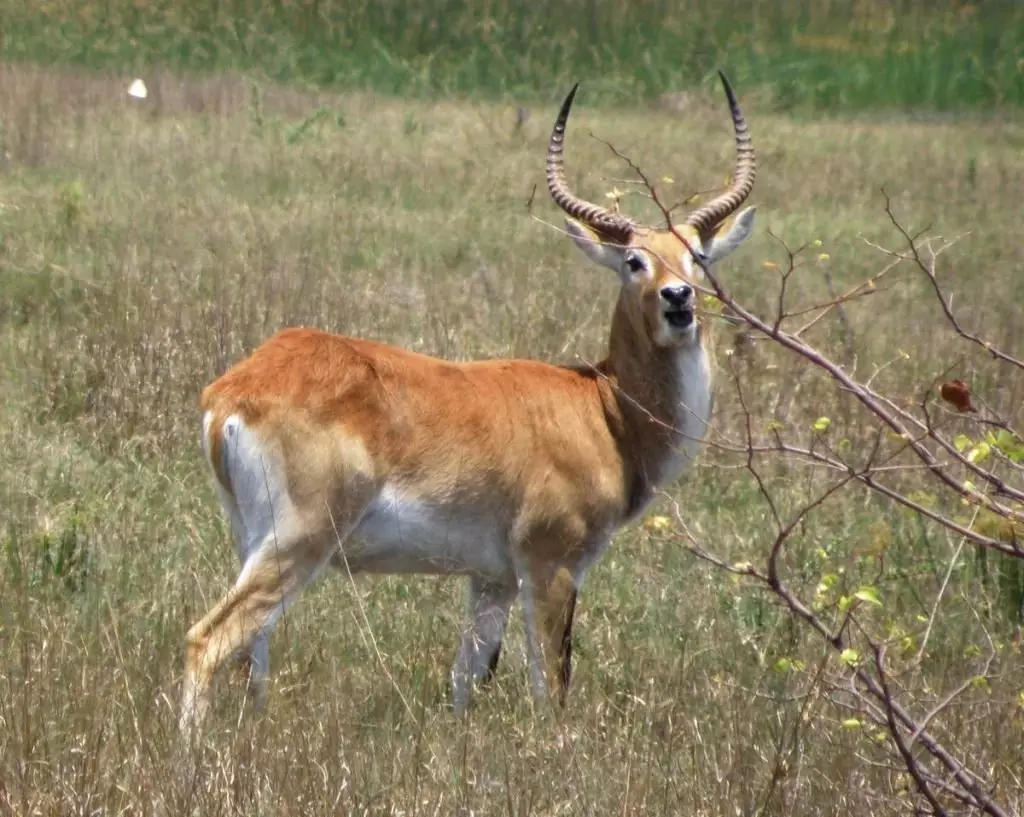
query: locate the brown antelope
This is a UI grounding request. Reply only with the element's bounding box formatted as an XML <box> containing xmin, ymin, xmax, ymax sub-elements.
<box><xmin>180</xmin><ymin>72</ymin><xmax>756</xmax><ymax>738</ymax></box>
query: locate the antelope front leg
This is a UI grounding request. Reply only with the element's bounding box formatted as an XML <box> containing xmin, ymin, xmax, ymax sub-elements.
<box><xmin>520</xmin><ymin>564</ymin><xmax>578</xmax><ymax>707</ymax></box>
<box><xmin>451</xmin><ymin>575</ymin><xmax>518</xmax><ymax>714</ymax></box>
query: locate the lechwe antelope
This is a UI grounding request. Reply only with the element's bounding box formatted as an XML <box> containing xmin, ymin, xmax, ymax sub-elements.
<box><xmin>180</xmin><ymin>72</ymin><xmax>757</xmax><ymax>738</ymax></box>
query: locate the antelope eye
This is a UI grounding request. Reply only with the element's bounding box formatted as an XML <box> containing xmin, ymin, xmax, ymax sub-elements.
<box><xmin>624</xmin><ymin>252</ymin><xmax>646</xmax><ymax>274</ymax></box>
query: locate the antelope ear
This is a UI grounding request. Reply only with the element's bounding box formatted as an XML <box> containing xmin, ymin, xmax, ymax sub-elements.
<box><xmin>564</xmin><ymin>217</ymin><xmax>627</xmax><ymax>273</ymax></box>
<box><xmin>705</xmin><ymin>206</ymin><xmax>757</xmax><ymax>265</ymax></box>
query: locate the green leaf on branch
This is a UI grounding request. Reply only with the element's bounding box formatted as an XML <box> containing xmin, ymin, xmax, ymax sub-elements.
<box><xmin>853</xmin><ymin>586</ymin><xmax>882</xmax><ymax>606</ymax></box>
<box><xmin>990</xmin><ymin>429</ymin><xmax>1024</xmax><ymax>463</ymax></box>
<box><xmin>966</xmin><ymin>441</ymin><xmax>991</xmax><ymax>464</ymax></box>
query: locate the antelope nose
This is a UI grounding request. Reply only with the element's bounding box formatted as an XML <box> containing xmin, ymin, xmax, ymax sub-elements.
<box><xmin>660</xmin><ymin>284</ymin><xmax>692</xmax><ymax>307</ymax></box>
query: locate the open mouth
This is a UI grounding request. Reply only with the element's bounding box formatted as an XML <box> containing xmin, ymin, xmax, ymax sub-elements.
<box><xmin>664</xmin><ymin>308</ymin><xmax>694</xmax><ymax>330</ymax></box>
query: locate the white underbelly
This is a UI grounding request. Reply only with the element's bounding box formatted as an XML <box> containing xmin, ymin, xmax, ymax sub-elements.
<box><xmin>350</xmin><ymin>486</ymin><xmax>512</xmax><ymax>579</ymax></box>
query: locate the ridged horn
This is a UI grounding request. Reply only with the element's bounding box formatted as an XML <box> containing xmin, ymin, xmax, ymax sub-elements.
<box><xmin>684</xmin><ymin>71</ymin><xmax>757</xmax><ymax>235</ymax></box>
<box><xmin>547</xmin><ymin>83</ymin><xmax>635</xmax><ymax>244</ymax></box>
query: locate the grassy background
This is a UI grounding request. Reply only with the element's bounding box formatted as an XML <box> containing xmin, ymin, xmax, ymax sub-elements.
<box><xmin>3</xmin><ymin>0</ymin><xmax>1024</xmax><ymax>111</ymax></box>
<box><xmin>3</xmin><ymin>0</ymin><xmax>1024</xmax><ymax>811</ymax></box>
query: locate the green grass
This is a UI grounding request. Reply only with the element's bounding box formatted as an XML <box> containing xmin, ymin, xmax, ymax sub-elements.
<box><xmin>1</xmin><ymin>63</ymin><xmax>1023</xmax><ymax>814</ymax></box>
<box><xmin>3</xmin><ymin>0</ymin><xmax>1024</xmax><ymax>111</ymax></box>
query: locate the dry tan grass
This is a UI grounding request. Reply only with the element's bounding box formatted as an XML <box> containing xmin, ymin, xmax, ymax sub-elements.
<box><xmin>1</xmin><ymin>62</ymin><xmax>1023</xmax><ymax>815</ymax></box>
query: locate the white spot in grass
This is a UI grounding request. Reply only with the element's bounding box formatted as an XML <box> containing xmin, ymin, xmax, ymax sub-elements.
<box><xmin>127</xmin><ymin>79</ymin><xmax>148</xmax><ymax>100</ymax></box>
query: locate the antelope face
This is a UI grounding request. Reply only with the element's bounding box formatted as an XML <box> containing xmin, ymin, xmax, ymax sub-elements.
<box><xmin>547</xmin><ymin>72</ymin><xmax>757</xmax><ymax>350</ymax></box>
<box><xmin>562</xmin><ymin>217</ymin><xmax>756</xmax><ymax>348</ymax></box>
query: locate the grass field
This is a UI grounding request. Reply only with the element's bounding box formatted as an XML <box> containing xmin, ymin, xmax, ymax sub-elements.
<box><xmin>2</xmin><ymin>61</ymin><xmax>1024</xmax><ymax>814</ymax></box>
<box><xmin>4</xmin><ymin>0</ymin><xmax>1024</xmax><ymax>111</ymax></box>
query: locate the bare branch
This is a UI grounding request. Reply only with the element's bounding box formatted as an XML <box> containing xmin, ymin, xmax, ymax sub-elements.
<box><xmin>874</xmin><ymin>645</ymin><xmax>950</xmax><ymax>817</ymax></box>
<box><xmin>878</xmin><ymin>190</ymin><xmax>1024</xmax><ymax>372</ymax></box>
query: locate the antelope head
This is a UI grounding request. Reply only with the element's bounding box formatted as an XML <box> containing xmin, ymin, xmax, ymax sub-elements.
<box><xmin>547</xmin><ymin>71</ymin><xmax>757</xmax><ymax>350</ymax></box>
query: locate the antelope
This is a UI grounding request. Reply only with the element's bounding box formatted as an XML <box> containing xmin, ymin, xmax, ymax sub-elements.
<box><xmin>180</xmin><ymin>72</ymin><xmax>757</xmax><ymax>739</ymax></box>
